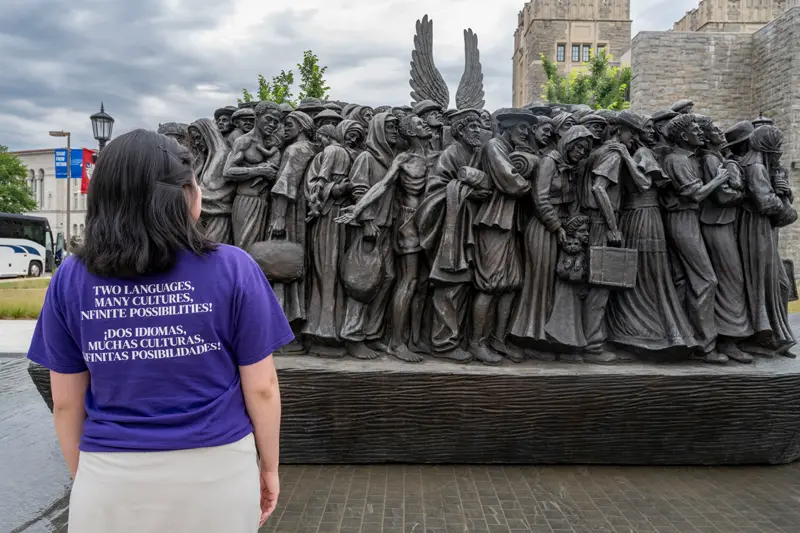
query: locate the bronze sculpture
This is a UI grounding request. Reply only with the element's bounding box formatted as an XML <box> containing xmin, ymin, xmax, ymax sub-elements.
<box><xmin>662</xmin><ymin>115</ymin><xmax>732</xmax><ymax>364</ymax></box>
<box><xmin>508</xmin><ymin>126</ymin><xmax>594</xmax><ymax>360</ymax></box>
<box><xmin>189</xmin><ymin>118</ymin><xmax>234</xmax><ymax>245</ymax></box>
<box><xmin>229</xmin><ymin>107</ymin><xmax>256</xmax><ymax>146</ymax></box>
<box><xmin>579</xmin><ymin>111</ymin><xmax>650</xmax><ymax>363</ymax></box>
<box><xmin>149</xmin><ymin>14</ymin><xmax>797</xmax><ymax>368</ymax></box>
<box><xmin>214</xmin><ymin>106</ymin><xmax>238</xmax><ymax>146</ymax></box>
<box><xmin>303</xmin><ymin>125</ymin><xmax>354</xmax><ymax>356</ymax></box>
<box><xmin>695</xmin><ymin>116</ymin><xmax>754</xmax><ymax>363</ymax></box>
<box><xmin>415</xmin><ymin>109</ymin><xmax>488</xmax><ymax>363</ymax></box>
<box><xmin>314</xmin><ymin>109</ymin><xmax>343</xmax><ymax>129</ymax></box>
<box><xmin>470</xmin><ymin>108</ymin><xmax>534</xmax><ymax>364</ymax></box>
<box><xmin>738</xmin><ymin>126</ymin><xmax>797</xmax><ymax>354</ymax></box>
<box><xmin>224</xmin><ymin>102</ymin><xmax>283</xmax><ymax>250</ymax></box>
<box><xmin>157</xmin><ymin>122</ymin><xmax>191</xmax><ymax>150</ymax></box>
<box><xmin>337</xmin><ymin>113</ymin><xmax>400</xmax><ymax>360</ymax></box>
<box><xmin>269</xmin><ymin>111</ymin><xmax>318</xmax><ymax>353</ymax></box>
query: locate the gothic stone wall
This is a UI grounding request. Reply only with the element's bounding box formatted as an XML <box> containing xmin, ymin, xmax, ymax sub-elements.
<box><xmin>630</xmin><ymin>6</ymin><xmax>800</xmax><ymax>265</ymax></box>
<box><xmin>597</xmin><ymin>20</ymin><xmax>633</xmax><ymax>67</ymax></box>
<box><xmin>524</xmin><ymin>19</ymin><xmax>570</xmax><ymax>105</ymax></box>
<box><xmin>629</xmin><ymin>31</ymin><xmax>754</xmax><ymax>129</ymax></box>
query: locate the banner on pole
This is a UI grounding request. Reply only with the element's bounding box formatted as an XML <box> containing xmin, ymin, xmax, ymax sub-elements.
<box><xmin>54</xmin><ymin>148</ymin><xmax>96</xmax><ymax>194</ymax></box>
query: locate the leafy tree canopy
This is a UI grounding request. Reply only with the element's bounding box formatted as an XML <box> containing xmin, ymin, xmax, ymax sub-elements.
<box><xmin>0</xmin><ymin>145</ymin><xmax>37</xmax><ymax>213</ymax></box>
<box><xmin>541</xmin><ymin>50</ymin><xmax>631</xmax><ymax>110</ymax></box>
<box><xmin>239</xmin><ymin>50</ymin><xmax>330</xmax><ymax>106</ymax></box>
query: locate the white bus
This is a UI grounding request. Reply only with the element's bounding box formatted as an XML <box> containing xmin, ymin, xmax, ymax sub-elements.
<box><xmin>0</xmin><ymin>213</ymin><xmax>60</xmax><ymax>278</ymax></box>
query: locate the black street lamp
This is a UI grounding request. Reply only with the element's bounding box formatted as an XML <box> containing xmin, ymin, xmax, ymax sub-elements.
<box><xmin>90</xmin><ymin>102</ymin><xmax>115</xmax><ymax>152</ymax></box>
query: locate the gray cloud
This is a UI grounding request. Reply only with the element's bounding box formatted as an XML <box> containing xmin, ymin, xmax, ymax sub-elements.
<box><xmin>2</xmin><ymin>0</ymin><xmax>688</xmax><ymax>151</ymax></box>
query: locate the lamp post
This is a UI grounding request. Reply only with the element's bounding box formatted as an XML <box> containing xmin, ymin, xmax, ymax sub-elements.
<box><xmin>90</xmin><ymin>102</ymin><xmax>115</xmax><ymax>153</ymax></box>
<box><xmin>48</xmin><ymin>130</ymin><xmax>72</xmax><ymax>253</ymax></box>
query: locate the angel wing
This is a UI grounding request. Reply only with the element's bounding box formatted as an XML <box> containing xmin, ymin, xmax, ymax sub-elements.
<box><xmin>456</xmin><ymin>29</ymin><xmax>485</xmax><ymax>110</ymax></box>
<box><xmin>409</xmin><ymin>15</ymin><xmax>450</xmax><ymax>110</ymax></box>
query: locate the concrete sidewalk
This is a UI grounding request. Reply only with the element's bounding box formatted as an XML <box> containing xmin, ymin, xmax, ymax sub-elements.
<box><xmin>0</xmin><ymin>320</ymin><xmax>36</xmax><ymax>356</ymax></box>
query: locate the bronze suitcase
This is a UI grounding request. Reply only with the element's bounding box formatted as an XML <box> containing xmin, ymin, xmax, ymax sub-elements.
<box><xmin>588</xmin><ymin>246</ymin><xmax>638</xmax><ymax>289</ymax></box>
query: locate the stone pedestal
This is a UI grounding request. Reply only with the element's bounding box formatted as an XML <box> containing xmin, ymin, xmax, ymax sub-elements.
<box><xmin>276</xmin><ymin>355</ymin><xmax>800</xmax><ymax>465</ymax></box>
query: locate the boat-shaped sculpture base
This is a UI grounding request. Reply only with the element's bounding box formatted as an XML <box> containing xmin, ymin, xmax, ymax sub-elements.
<box><xmin>276</xmin><ymin>354</ymin><xmax>800</xmax><ymax>465</ymax></box>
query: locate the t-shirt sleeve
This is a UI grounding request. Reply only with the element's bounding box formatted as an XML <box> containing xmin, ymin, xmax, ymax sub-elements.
<box><xmin>231</xmin><ymin>255</ymin><xmax>294</xmax><ymax>366</ymax></box>
<box><xmin>27</xmin><ymin>267</ymin><xmax>88</xmax><ymax>374</ymax></box>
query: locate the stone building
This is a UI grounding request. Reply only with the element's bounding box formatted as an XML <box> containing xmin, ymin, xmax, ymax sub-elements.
<box><xmin>10</xmin><ymin>148</ymin><xmax>88</xmax><ymax>243</ymax></box>
<box><xmin>630</xmin><ymin>6</ymin><xmax>800</xmax><ymax>264</ymax></box>
<box><xmin>673</xmin><ymin>0</ymin><xmax>797</xmax><ymax>32</ymax></box>
<box><xmin>512</xmin><ymin>0</ymin><xmax>632</xmax><ymax>107</ymax></box>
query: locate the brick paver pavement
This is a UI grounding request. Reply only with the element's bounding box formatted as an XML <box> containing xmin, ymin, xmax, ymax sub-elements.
<box><xmin>259</xmin><ymin>464</ymin><xmax>800</xmax><ymax>533</ymax></box>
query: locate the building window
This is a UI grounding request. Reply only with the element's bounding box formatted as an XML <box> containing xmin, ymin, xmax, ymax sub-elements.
<box><xmin>556</xmin><ymin>43</ymin><xmax>566</xmax><ymax>62</ymax></box>
<box><xmin>571</xmin><ymin>44</ymin><xmax>580</xmax><ymax>62</ymax></box>
<box><xmin>597</xmin><ymin>44</ymin><xmax>607</xmax><ymax>56</ymax></box>
<box><xmin>582</xmin><ymin>44</ymin><xmax>591</xmax><ymax>62</ymax></box>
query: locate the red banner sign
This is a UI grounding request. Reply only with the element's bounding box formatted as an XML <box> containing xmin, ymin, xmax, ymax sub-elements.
<box><xmin>80</xmin><ymin>148</ymin><xmax>96</xmax><ymax>195</ymax></box>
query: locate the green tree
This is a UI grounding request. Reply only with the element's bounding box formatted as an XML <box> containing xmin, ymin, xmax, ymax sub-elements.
<box><xmin>239</xmin><ymin>71</ymin><xmax>296</xmax><ymax>105</ymax></box>
<box><xmin>0</xmin><ymin>145</ymin><xmax>37</xmax><ymax>213</ymax></box>
<box><xmin>297</xmin><ymin>50</ymin><xmax>330</xmax><ymax>100</ymax></box>
<box><xmin>238</xmin><ymin>49</ymin><xmax>330</xmax><ymax>105</ymax></box>
<box><xmin>541</xmin><ymin>50</ymin><xmax>631</xmax><ymax>110</ymax></box>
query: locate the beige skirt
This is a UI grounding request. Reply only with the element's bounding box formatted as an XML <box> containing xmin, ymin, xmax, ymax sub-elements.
<box><xmin>69</xmin><ymin>434</ymin><xmax>261</xmax><ymax>533</ymax></box>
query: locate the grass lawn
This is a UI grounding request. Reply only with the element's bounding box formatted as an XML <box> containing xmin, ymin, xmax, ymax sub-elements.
<box><xmin>2</xmin><ymin>275</ymin><xmax>800</xmax><ymax>319</ymax></box>
<box><xmin>0</xmin><ymin>277</ymin><xmax>49</xmax><ymax>319</ymax></box>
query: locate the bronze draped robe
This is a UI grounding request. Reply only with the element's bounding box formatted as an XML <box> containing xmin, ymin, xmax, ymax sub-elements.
<box><xmin>698</xmin><ymin>150</ymin><xmax>753</xmax><ymax>340</ymax></box>
<box><xmin>738</xmin><ymin>154</ymin><xmax>795</xmax><ymax>351</ymax></box>
<box><xmin>193</xmin><ymin>119</ymin><xmax>234</xmax><ymax>244</ymax></box>
<box><xmin>473</xmin><ymin>137</ymin><xmax>530</xmax><ymax>294</ymax></box>
<box><xmin>270</xmin><ymin>140</ymin><xmax>317</xmax><ymax>325</ymax></box>
<box><xmin>340</xmin><ymin>112</ymin><xmax>397</xmax><ymax>343</ymax></box>
<box><xmin>415</xmin><ymin>141</ymin><xmax>485</xmax><ymax>285</ymax></box>
<box><xmin>302</xmin><ymin>144</ymin><xmax>352</xmax><ymax>344</ymax></box>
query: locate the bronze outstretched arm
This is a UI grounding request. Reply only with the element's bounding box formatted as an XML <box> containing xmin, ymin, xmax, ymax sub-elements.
<box><xmin>335</xmin><ymin>155</ymin><xmax>407</xmax><ymax>224</ymax></box>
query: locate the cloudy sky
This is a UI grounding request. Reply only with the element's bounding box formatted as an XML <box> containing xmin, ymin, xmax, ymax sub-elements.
<box><xmin>1</xmin><ymin>0</ymin><xmax>697</xmax><ymax>151</ymax></box>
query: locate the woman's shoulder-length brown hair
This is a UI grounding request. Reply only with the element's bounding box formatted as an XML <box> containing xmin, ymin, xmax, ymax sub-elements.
<box><xmin>75</xmin><ymin>129</ymin><xmax>216</xmax><ymax>278</ymax></box>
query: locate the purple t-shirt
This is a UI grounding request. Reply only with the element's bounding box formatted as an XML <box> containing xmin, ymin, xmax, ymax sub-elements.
<box><xmin>28</xmin><ymin>245</ymin><xmax>293</xmax><ymax>453</ymax></box>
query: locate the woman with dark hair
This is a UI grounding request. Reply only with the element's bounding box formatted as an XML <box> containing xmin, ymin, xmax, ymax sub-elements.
<box><xmin>738</xmin><ymin>125</ymin><xmax>797</xmax><ymax>354</ymax></box>
<box><xmin>27</xmin><ymin>129</ymin><xmax>293</xmax><ymax>532</ymax></box>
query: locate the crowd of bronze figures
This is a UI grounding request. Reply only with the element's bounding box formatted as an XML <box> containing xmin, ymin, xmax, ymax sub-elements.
<box><xmin>155</xmin><ymin>97</ymin><xmax>797</xmax><ymax>366</ymax></box>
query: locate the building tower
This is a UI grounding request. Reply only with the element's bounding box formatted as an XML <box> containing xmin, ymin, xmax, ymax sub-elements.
<box><xmin>512</xmin><ymin>0</ymin><xmax>632</xmax><ymax>107</ymax></box>
<box><xmin>673</xmin><ymin>0</ymin><xmax>796</xmax><ymax>32</ymax></box>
